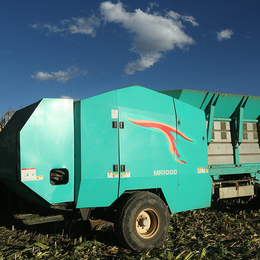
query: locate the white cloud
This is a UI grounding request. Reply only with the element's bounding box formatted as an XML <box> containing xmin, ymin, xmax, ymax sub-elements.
<box><xmin>217</xmin><ymin>29</ymin><xmax>234</xmax><ymax>42</ymax></box>
<box><xmin>182</xmin><ymin>15</ymin><xmax>199</xmax><ymax>27</ymax></box>
<box><xmin>167</xmin><ymin>11</ymin><xmax>182</xmax><ymax>20</ymax></box>
<box><xmin>60</xmin><ymin>95</ymin><xmax>79</xmax><ymax>101</ymax></box>
<box><xmin>167</xmin><ymin>12</ymin><xmax>199</xmax><ymax>27</ymax></box>
<box><xmin>31</xmin><ymin>66</ymin><xmax>87</xmax><ymax>82</ymax></box>
<box><xmin>30</xmin><ymin>15</ymin><xmax>100</xmax><ymax>37</ymax></box>
<box><xmin>63</xmin><ymin>16</ymin><xmax>101</xmax><ymax>36</ymax></box>
<box><xmin>146</xmin><ymin>2</ymin><xmax>159</xmax><ymax>13</ymax></box>
<box><xmin>30</xmin><ymin>23</ymin><xmax>65</xmax><ymax>33</ymax></box>
<box><xmin>125</xmin><ymin>53</ymin><xmax>162</xmax><ymax>75</ymax></box>
<box><xmin>30</xmin><ymin>2</ymin><xmax>199</xmax><ymax>75</ymax></box>
<box><xmin>60</xmin><ymin>95</ymin><xmax>74</xmax><ymax>100</ymax></box>
<box><xmin>60</xmin><ymin>95</ymin><xmax>73</xmax><ymax>99</ymax></box>
<box><xmin>100</xmin><ymin>1</ymin><xmax>196</xmax><ymax>74</ymax></box>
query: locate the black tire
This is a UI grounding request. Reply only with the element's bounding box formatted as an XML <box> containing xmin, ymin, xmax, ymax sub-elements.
<box><xmin>114</xmin><ymin>191</ymin><xmax>170</xmax><ymax>251</ymax></box>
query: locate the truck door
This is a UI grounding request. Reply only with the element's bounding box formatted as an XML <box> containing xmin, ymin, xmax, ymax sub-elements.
<box><xmin>116</xmin><ymin>87</ymin><xmax>179</xmax><ymax>212</ymax></box>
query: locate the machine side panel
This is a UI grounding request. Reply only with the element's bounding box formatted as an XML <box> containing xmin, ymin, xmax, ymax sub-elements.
<box><xmin>174</xmin><ymin>99</ymin><xmax>212</xmax><ymax>212</ymax></box>
<box><xmin>20</xmin><ymin>99</ymin><xmax>74</xmax><ymax>204</ymax></box>
<box><xmin>0</xmin><ymin>102</ymin><xmax>40</xmax><ymax>181</ymax></box>
<box><xmin>117</xmin><ymin>87</ymin><xmax>179</xmax><ymax>213</ymax></box>
<box><xmin>75</xmin><ymin>91</ymin><xmax>119</xmax><ymax>208</ymax></box>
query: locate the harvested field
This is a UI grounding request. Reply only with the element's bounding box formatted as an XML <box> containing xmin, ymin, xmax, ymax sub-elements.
<box><xmin>1</xmin><ymin>184</ymin><xmax>260</xmax><ymax>259</ymax></box>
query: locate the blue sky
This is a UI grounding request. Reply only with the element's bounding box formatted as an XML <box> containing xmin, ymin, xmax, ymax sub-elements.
<box><xmin>1</xmin><ymin>0</ymin><xmax>260</xmax><ymax>115</ymax></box>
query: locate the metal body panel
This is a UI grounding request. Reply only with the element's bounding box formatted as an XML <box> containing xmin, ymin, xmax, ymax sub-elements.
<box><xmin>75</xmin><ymin>86</ymin><xmax>212</xmax><ymax>213</ymax></box>
<box><xmin>161</xmin><ymin>89</ymin><xmax>260</xmax><ymax>180</ymax></box>
<box><xmin>20</xmin><ymin>99</ymin><xmax>74</xmax><ymax>204</ymax></box>
<box><xmin>209</xmin><ymin>164</ymin><xmax>260</xmax><ymax>177</ymax></box>
<box><xmin>0</xmin><ymin>99</ymin><xmax>74</xmax><ymax>205</ymax></box>
<box><xmin>160</xmin><ymin>89</ymin><xmax>260</xmax><ymax>120</ymax></box>
<box><xmin>117</xmin><ymin>87</ymin><xmax>179</xmax><ymax>213</ymax></box>
<box><xmin>219</xmin><ymin>185</ymin><xmax>254</xmax><ymax>199</ymax></box>
<box><xmin>240</xmin><ymin>122</ymin><xmax>260</xmax><ymax>164</ymax></box>
<box><xmin>173</xmin><ymin>100</ymin><xmax>212</xmax><ymax>212</ymax></box>
<box><xmin>3</xmin><ymin>86</ymin><xmax>260</xmax><ymax>214</ymax></box>
<box><xmin>0</xmin><ymin>101</ymin><xmax>39</xmax><ymax>181</ymax></box>
<box><xmin>208</xmin><ymin>121</ymin><xmax>234</xmax><ymax>165</ymax></box>
<box><xmin>75</xmin><ymin>91</ymin><xmax>119</xmax><ymax>208</ymax></box>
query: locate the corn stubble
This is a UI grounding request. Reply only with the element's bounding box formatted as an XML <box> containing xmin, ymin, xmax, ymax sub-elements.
<box><xmin>1</xmin><ymin>199</ymin><xmax>260</xmax><ymax>259</ymax></box>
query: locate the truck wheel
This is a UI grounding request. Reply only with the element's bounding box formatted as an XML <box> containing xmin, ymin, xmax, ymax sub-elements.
<box><xmin>115</xmin><ymin>191</ymin><xmax>170</xmax><ymax>251</ymax></box>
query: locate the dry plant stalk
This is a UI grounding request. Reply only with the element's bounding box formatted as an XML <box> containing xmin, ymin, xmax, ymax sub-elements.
<box><xmin>0</xmin><ymin>107</ymin><xmax>15</xmax><ymax>132</ymax></box>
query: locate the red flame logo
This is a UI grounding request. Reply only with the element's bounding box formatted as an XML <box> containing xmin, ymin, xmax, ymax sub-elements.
<box><xmin>124</xmin><ymin>115</ymin><xmax>193</xmax><ymax>164</ymax></box>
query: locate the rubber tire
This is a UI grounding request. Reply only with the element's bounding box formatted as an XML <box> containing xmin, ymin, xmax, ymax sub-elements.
<box><xmin>114</xmin><ymin>191</ymin><xmax>170</xmax><ymax>251</ymax></box>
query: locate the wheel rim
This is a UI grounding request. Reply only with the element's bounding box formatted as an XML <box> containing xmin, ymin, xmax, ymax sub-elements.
<box><xmin>136</xmin><ymin>208</ymin><xmax>159</xmax><ymax>239</ymax></box>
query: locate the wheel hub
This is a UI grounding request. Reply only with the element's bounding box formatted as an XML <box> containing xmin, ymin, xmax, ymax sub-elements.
<box><xmin>136</xmin><ymin>209</ymin><xmax>159</xmax><ymax>238</ymax></box>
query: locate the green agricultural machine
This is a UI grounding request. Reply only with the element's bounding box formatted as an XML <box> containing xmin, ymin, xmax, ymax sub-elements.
<box><xmin>1</xmin><ymin>86</ymin><xmax>260</xmax><ymax>250</ymax></box>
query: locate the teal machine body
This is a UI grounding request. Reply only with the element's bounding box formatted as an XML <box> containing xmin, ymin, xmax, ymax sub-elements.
<box><xmin>74</xmin><ymin>86</ymin><xmax>211</xmax><ymax>213</ymax></box>
<box><xmin>161</xmin><ymin>89</ymin><xmax>260</xmax><ymax>200</ymax></box>
<box><xmin>0</xmin><ymin>99</ymin><xmax>74</xmax><ymax>205</ymax></box>
<box><xmin>1</xmin><ymin>86</ymin><xmax>259</xmax><ymax>214</ymax></box>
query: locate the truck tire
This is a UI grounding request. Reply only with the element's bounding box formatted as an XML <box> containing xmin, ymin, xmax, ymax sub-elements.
<box><xmin>115</xmin><ymin>191</ymin><xmax>170</xmax><ymax>251</ymax></box>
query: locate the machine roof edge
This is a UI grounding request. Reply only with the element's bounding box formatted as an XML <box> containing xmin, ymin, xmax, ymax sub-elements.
<box><xmin>160</xmin><ymin>89</ymin><xmax>260</xmax><ymax>120</ymax></box>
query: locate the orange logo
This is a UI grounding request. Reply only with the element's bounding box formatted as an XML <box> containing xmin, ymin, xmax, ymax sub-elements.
<box><xmin>124</xmin><ymin>115</ymin><xmax>193</xmax><ymax>164</ymax></box>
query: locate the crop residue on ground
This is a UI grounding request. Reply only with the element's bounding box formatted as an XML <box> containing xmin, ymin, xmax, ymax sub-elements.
<box><xmin>1</xmin><ymin>198</ymin><xmax>260</xmax><ymax>259</ymax></box>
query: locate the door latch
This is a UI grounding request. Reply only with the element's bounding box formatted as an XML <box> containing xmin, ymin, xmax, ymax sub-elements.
<box><xmin>112</xmin><ymin>121</ymin><xmax>117</xmax><ymax>128</ymax></box>
<box><xmin>113</xmin><ymin>165</ymin><xmax>118</xmax><ymax>172</ymax></box>
<box><xmin>121</xmin><ymin>165</ymin><xmax>125</xmax><ymax>172</ymax></box>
